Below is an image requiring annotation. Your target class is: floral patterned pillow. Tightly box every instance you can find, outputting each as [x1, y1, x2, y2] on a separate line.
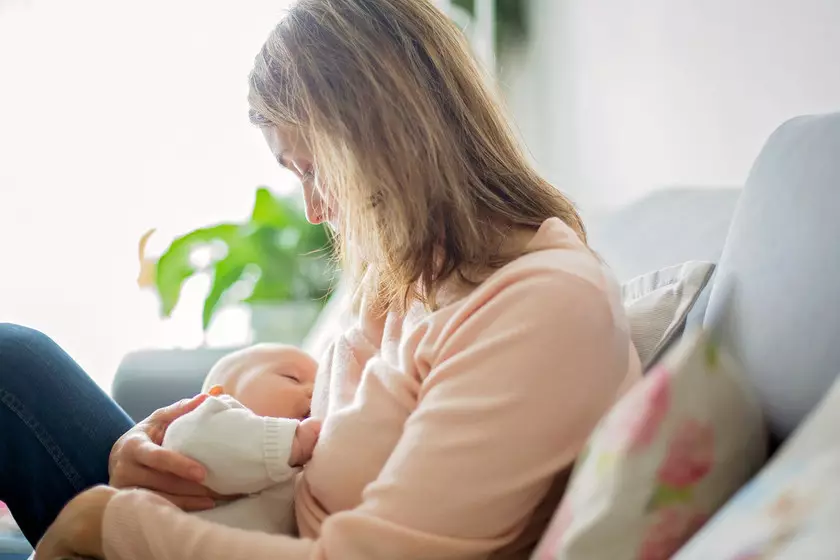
[534, 329, 768, 560]
[0, 500, 31, 557]
[673, 374, 840, 559]
[0, 502, 13, 531]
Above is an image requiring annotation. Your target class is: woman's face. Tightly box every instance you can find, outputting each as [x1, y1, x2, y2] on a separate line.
[261, 125, 337, 226]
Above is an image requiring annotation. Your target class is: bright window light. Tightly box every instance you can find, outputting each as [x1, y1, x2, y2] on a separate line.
[0, 0, 297, 388]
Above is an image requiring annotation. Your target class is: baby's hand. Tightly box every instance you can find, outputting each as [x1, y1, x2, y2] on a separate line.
[289, 418, 322, 467]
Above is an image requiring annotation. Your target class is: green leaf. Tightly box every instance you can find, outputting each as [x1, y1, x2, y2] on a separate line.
[156, 187, 337, 330]
[202, 256, 248, 331]
[247, 274, 292, 303]
[450, 0, 527, 52]
[246, 232, 297, 302]
[452, 0, 475, 13]
[300, 224, 332, 253]
[154, 223, 241, 317]
[251, 187, 292, 228]
[647, 484, 694, 512]
[705, 341, 720, 369]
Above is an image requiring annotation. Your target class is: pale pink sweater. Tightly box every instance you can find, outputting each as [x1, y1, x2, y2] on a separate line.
[103, 218, 641, 560]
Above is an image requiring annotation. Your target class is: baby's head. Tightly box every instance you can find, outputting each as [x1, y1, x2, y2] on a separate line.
[203, 344, 317, 419]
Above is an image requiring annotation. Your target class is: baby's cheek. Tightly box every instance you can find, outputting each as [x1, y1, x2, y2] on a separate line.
[241, 380, 310, 419]
[278, 386, 313, 419]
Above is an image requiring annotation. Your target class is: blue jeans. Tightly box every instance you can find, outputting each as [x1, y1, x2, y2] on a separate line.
[0, 324, 134, 546]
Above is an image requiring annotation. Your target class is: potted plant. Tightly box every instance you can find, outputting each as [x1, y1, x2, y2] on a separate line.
[450, 0, 528, 53]
[146, 187, 335, 345]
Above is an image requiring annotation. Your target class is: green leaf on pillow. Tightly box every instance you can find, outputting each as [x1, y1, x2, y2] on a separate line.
[647, 484, 694, 511]
[596, 452, 617, 477]
[704, 341, 720, 370]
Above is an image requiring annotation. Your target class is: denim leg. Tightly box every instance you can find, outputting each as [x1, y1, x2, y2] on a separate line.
[0, 324, 134, 545]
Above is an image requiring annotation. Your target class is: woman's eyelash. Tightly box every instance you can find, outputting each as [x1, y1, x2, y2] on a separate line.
[275, 153, 314, 182]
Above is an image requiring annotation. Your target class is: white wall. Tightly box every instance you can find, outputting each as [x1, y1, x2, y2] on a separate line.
[501, 0, 840, 211]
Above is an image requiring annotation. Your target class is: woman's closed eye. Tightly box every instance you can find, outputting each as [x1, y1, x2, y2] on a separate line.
[275, 152, 314, 182]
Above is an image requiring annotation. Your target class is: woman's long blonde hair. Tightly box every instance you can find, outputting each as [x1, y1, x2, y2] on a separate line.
[249, 0, 586, 313]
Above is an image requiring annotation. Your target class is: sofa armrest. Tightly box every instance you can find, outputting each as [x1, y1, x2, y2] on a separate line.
[112, 347, 240, 422]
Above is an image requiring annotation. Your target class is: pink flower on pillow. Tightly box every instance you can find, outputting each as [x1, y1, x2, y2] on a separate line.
[639, 506, 708, 560]
[657, 419, 715, 488]
[535, 500, 574, 559]
[627, 366, 671, 451]
[604, 364, 671, 452]
[0, 501, 18, 532]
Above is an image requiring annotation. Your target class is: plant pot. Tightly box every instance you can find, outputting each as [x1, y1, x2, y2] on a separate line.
[249, 301, 322, 345]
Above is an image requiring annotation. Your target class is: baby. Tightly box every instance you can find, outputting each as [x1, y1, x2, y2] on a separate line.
[162, 344, 320, 535]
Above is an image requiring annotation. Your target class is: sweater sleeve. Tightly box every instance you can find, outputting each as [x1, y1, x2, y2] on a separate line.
[103, 490, 315, 559]
[103, 271, 636, 560]
[162, 395, 299, 495]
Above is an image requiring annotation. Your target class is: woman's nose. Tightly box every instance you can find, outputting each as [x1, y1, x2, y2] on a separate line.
[302, 182, 325, 225]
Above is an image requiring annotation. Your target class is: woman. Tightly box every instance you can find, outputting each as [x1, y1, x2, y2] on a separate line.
[4, 0, 641, 558]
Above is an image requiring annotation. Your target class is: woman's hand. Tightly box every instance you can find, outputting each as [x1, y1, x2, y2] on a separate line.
[109, 395, 218, 511]
[34, 485, 116, 559]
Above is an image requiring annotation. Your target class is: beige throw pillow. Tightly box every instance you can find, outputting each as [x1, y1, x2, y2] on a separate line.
[621, 261, 715, 370]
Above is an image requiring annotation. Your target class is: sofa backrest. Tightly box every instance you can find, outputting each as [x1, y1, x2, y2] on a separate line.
[587, 187, 741, 284]
[705, 112, 840, 439]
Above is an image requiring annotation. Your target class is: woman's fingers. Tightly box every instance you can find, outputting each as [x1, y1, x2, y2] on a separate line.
[153, 491, 216, 512]
[152, 394, 209, 424]
[111, 449, 206, 496]
[134, 465, 214, 497]
[207, 489, 247, 501]
[134, 439, 206, 482]
[136, 463, 244, 502]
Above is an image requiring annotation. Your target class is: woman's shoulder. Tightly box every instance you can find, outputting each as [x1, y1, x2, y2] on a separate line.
[413, 218, 634, 392]
[484, 217, 618, 304]
[426, 218, 626, 347]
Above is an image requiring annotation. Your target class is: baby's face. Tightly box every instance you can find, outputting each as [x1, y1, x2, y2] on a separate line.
[205, 345, 318, 419]
[234, 366, 314, 419]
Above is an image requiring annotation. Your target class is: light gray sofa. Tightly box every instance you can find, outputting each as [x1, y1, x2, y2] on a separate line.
[100, 111, 840, 550]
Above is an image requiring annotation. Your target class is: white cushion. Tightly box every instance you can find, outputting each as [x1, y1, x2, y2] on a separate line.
[622, 261, 715, 370]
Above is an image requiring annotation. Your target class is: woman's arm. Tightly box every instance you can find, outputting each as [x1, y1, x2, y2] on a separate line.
[34, 486, 116, 559]
[93, 271, 636, 560]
